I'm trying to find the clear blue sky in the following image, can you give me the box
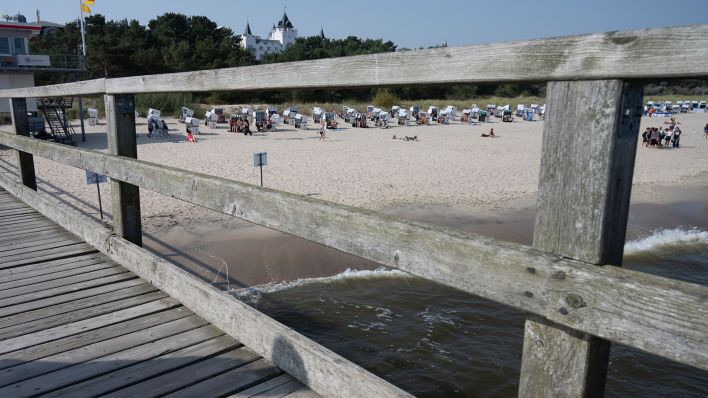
[2,0,707,48]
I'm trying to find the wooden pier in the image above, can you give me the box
[0,24,707,397]
[0,188,316,397]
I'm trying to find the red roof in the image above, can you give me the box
[0,23,42,31]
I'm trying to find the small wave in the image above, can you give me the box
[624,227,708,255]
[234,267,412,298]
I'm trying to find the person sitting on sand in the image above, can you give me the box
[481,128,497,138]
[392,135,418,142]
[186,129,196,143]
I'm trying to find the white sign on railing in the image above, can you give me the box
[15,54,51,67]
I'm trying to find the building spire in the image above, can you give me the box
[243,20,252,36]
[319,26,326,40]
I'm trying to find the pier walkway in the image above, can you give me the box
[0,188,316,398]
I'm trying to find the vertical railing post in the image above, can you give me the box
[518,80,643,397]
[10,97,37,190]
[105,94,142,246]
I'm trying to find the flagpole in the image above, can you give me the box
[79,1,87,142]
[79,0,87,56]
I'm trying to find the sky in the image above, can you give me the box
[2,0,707,49]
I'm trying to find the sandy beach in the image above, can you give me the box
[1,109,707,232]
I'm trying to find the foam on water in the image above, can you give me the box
[233,267,412,300]
[624,227,708,255]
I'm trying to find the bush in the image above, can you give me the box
[135,93,194,117]
[372,89,400,109]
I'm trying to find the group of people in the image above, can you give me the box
[642,118,681,148]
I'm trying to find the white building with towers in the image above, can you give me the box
[239,12,298,61]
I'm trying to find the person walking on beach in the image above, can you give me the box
[319,123,326,141]
[704,123,708,139]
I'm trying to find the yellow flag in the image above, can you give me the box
[85,0,94,4]
[81,3,91,13]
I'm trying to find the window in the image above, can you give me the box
[13,38,27,54]
[0,37,9,54]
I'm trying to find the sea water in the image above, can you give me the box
[146,196,708,397]
[233,227,708,397]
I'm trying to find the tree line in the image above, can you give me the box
[30,12,703,104]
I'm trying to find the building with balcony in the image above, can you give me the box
[1,15,86,113]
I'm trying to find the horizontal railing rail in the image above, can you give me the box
[0,131,706,372]
[0,24,706,99]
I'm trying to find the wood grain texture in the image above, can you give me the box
[0,25,706,99]
[10,98,35,190]
[518,80,644,397]
[0,78,105,99]
[105,94,142,246]
[0,308,194,370]
[0,144,705,372]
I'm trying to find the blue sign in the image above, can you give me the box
[254,152,267,167]
[85,170,108,185]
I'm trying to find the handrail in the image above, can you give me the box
[0,24,706,98]
[0,131,706,372]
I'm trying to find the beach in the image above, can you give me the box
[1,110,706,232]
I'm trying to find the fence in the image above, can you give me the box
[1,24,707,397]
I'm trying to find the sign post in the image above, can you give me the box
[85,170,108,219]
[253,152,267,187]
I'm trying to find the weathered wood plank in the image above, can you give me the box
[0,290,167,339]
[164,358,283,398]
[0,219,52,233]
[42,335,241,398]
[0,323,220,395]
[105,348,262,398]
[0,226,68,242]
[9,98,36,190]
[518,80,644,397]
[0,78,105,99]
[0,265,128,300]
[0,259,113,290]
[105,94,142,246]
[0,235,83,255]
[0,253,107,280]
[0,278,144,318]
[0,272,136,310]
[0,307,194,369]
[0,239,86,260]
[256,379,314,398]
[0,208,36,217]
[1,25,707,99]
[228,374,296,398]
[0,242,97,269]
[0,297,180,355]
[1,134,707,372]
[0,282,155,329]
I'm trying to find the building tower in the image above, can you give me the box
[268,12,297,48]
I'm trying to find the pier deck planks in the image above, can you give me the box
[0,189,315,397]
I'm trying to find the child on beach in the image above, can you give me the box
[186,128,196,143]
[319,124,326,141]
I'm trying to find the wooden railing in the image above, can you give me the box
[1,24,707,397]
